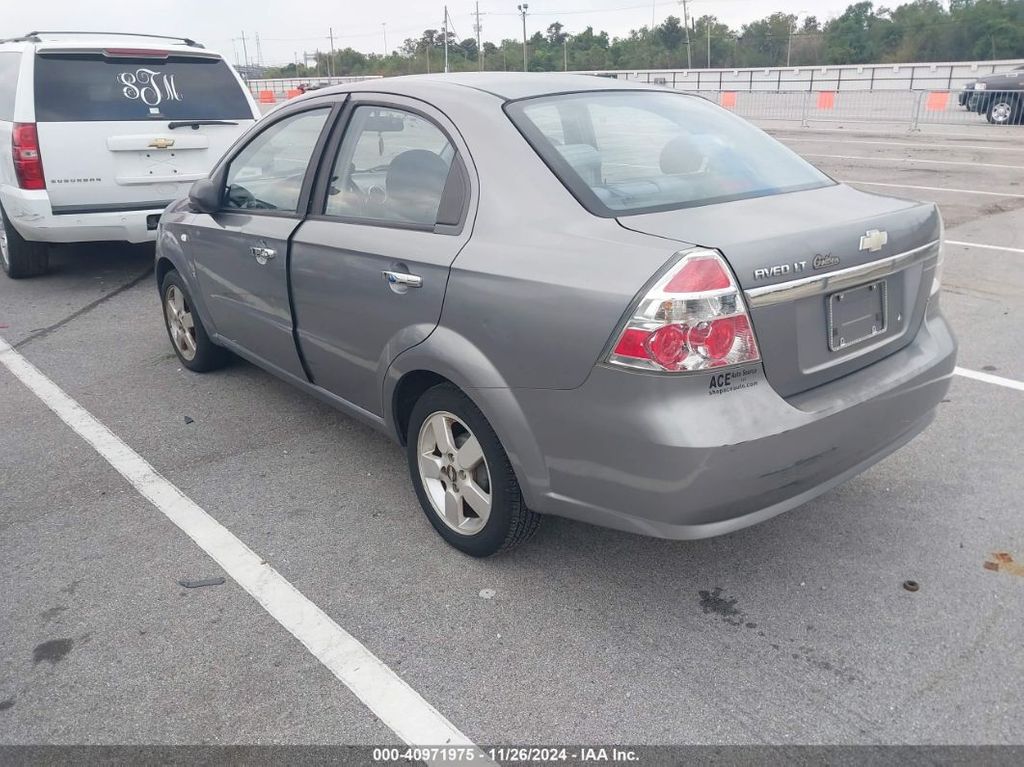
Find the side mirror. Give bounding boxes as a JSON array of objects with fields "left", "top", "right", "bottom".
[{"left": 188, "top": 177, "right": 222, "bottom": 213}]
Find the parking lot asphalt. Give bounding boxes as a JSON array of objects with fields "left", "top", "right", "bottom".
[{"left": 1, "top": 125, "right": 1022, "bottom": 748}]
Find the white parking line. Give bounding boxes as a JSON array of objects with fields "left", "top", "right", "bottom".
[
  {"left": 778, "top": 136, "right": 1024, "bottom": 153},
  {"left": 0, "top": 336, "right": 486, "bottom": 758},
  {"left": 840, "top": 180, "right": 1024, "bottom": 199},
  {"left": 955, "top": 366, "right": 1024, "bottom": 392},
  {"left": 945, "top": 240, "right": 1024, "bottom": 255},
  {"left": 807, "top": 153, "right": 1024, "bottom": 171}
]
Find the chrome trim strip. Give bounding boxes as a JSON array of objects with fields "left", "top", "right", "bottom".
[{"left": 743, "top": 239, "right": 941, "bottom": 309}]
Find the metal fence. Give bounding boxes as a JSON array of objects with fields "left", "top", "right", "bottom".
[
  {"left": 594, "top": 59, "right": 1024, "bottom": 92},
  {"left": 684, "top": 89, "right": 1022, "bottom": 130},
  {"left": 245, "top": 75, "right": 382, "bottom": 105}
]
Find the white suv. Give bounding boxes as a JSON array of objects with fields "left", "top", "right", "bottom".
[{"left": 0, "top": 31, "right": 260, "bottom": 278}]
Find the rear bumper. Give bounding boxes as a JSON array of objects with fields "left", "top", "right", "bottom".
[
  {"left": 501, "top": 302, "right": 956, "bottom": 539},
  {"left": 0, "top": 188, "right": 164, "bottom": 244}
]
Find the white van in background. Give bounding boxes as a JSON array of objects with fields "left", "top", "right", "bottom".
[{"left": 0, "top": 31, "right": 260, "bottom": 278}]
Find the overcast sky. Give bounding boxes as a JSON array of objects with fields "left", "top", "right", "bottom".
[{"left": 6, "top": 0, "right": 860, "bottom": 65}]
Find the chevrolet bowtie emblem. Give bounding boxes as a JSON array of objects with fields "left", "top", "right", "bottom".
[
  {"left": 148, "top": 137, "right": 175, "bottom": 149},
  {"left": 859, "top": 229, "right": 888, "bottom": 252}
]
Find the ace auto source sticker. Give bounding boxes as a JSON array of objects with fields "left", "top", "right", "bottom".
[
  {"left": 117, "top": 69, "right": 183, "bottom": 107},
  {"left": 708, "top": 366, "right": 760, "bottom": 395}
]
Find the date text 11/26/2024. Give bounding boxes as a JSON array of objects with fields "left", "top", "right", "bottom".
[{"left": 371, "top": 746, "right": 640, "bottom": 762}]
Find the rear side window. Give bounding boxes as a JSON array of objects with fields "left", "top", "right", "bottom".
[
  {"left": 324, "top": 106, "right": 456, "bottom": 226},
  {"left": 0, "top": 52, "right": 21, "bottom": 121},
  {"left": 33, "top": 53, "right": 253, "bottom": 121}
]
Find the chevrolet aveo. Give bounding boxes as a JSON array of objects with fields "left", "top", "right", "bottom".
[{"left": 156, "top": 74, "right": 956, "bottom": 556}]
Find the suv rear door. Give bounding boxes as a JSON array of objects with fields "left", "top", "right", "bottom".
[{"left": 32, "top": 48, "right": 257, "bottom": 213}]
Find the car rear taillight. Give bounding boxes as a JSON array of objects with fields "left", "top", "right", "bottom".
[
  {"left": 12, "top": 123, "right": 45, "bottom": 190},
  {"left": 607, "top": 249, "right": 760, "bottom": 373}
]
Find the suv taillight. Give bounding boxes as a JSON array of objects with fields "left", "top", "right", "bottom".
[
  {"left": 13, "top": 123, "right": 45, "bottom": 190},
  {"left": 607, "top": 249, "right": 761, "bottom": 373}
]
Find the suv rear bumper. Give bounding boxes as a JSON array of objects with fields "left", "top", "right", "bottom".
[
  {"left": 1, "top": 188, "right": 165, "bottom": 244},
  {"left": 499, "top": 301, "right": 956, "bottom": 539}
]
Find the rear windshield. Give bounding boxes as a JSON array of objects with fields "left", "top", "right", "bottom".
[
  {"left": 507, "top": 90, "right": 833, "bottom": 216},
  {"left": 33, "top": 53, "right": 253, "bottom": 122}
]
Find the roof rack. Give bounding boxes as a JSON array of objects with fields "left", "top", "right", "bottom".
[{"left": 0, "top": 31, "right": 204, "bottom": 48}]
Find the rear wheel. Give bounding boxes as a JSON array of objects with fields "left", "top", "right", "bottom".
[
  {"left": 0, "top": 203, "right": 49, "bottom": 279},
  {"left": 986, "top": 95, "right": 1022, "bottom": 125},
  {"left": 407, "top": 383, "right": 541, "bottom": 557},
  {"left": 160, "top": 270, "right": 230, "bottom": 372}
]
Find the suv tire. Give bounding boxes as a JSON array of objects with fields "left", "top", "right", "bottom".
[{"left": 0, "top": 203, "right": 49, "bottom": 278}]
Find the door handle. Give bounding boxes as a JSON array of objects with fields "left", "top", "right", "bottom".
[
  {"left": 250, "top": 246, "right": 276, "bottom": 264},
  {"left": 382, "top": 270, "right": 423, "bottom": 289}
]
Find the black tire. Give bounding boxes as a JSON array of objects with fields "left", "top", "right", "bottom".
[
  {"left": 406, "top": 383, "right": 541, "bottom": 557},
  {"left": 0, "top": 203, "right": 49, "bottom": 279},
  {"left": 986, "top": 95, "right": 1022, "bottom": 125},
  {"left": 160, "top": 269, "right": 230, "bottom": 372}
]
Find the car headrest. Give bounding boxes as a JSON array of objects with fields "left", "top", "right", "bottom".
[
  {"left": 659, "top": 134, "right": 709, "bottom": 175},
  {"left": 386, "top": 150, "right": 450, "bottom": 223}
]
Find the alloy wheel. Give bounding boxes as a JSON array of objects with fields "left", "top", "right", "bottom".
[
  {"left": 164, "top": 284, "right": 198, "bottom": 362},
  {"left": 416, "top": 410, "right": 493, "bottom": 535},
  {"left": 991, "top": 101, "right": 1013, "bottom": 124}
]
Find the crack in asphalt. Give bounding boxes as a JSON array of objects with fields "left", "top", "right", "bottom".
[{"left": 13, "top": 268, "right": 153, "bottom": 351}]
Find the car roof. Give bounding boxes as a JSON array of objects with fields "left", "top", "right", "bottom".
[
  {"left": 0, "top": 32, "right": 215, "bottom": 57},
  {"left": 307, "top": 72, "right": 663, "bottom": 104}
]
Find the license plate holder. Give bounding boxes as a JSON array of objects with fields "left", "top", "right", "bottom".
[{"left": 828, "top": 280, "right": 887, "bottom": 352}]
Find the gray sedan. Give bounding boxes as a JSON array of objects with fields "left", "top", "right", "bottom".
[{"left": 156, "top": 74, "right": 956, "bottom": 557}]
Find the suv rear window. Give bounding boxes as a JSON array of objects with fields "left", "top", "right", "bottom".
[
  {"left": 507, "top": 90, "right": 833, "bottom": 216},
  {"left": 33, "top": 53, "right": 253, "bottom": 122}
]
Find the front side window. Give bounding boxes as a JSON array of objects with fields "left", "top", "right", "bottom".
[
  {"left": 33, "top": 53, "right": 253, "bottom": 122},
  {"left": 507, "top": 90, "right": 833, "bottom": 216},
  {"left": 324, "top": 106, "right": 455, "bottom": 226},
  {"left": 223, "top": 109, "right": 331, "bottom": 213}
]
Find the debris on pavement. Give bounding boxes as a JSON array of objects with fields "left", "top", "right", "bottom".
[{"left": 178, "top": 577, "right": 226, "bottom": 588}]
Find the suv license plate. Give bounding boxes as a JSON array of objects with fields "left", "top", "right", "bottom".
[{"left": 828, "top": 280, "right": 887, "bottom": 352}]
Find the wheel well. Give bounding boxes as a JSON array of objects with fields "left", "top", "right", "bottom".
[
  {"left": 155, "top": 257, "right": 175, "bottom": 290},
  {"left": 393, "top": 370, "right": 450, "bottom": 444}
]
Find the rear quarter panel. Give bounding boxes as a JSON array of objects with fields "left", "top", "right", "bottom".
[{"left": 409, "top": 92, "right": 681, "bottom": 392}]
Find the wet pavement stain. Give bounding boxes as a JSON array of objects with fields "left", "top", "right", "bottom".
[
  {"left": 40, "top": 606, "right": 67, "bottom": 623},
  {"left": 698, "top": 588, "right": 862, "bottom": 684},
  {"left": 698, "top": 587, "right": 744, "bottom": 626},
  {"left": 33, "top": 638, "right": 74, "bottom": 665},
  {"left": 983, "top": 551, "right": 1024, "bottom": 577}
]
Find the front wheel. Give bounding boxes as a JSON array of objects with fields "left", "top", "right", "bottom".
[
  {"left": 160, "top": 270, "right": 230, "bottom": 372},
  {"left": 986, "top": 95, "right": 1021, "bottom": 125},
  {"left": 0, "top": 203, "right": 49, "bottom": 279},
  {"left": 407, "top": 384, "right": 541, "bottom": 557}
]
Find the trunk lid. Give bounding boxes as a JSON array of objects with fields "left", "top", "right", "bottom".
[
  {"left": 618, "top": 183, "right": 942, "bottom": 397},
  {"left": 32, "top": 48, "right": 256, "bottom": 211}
]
